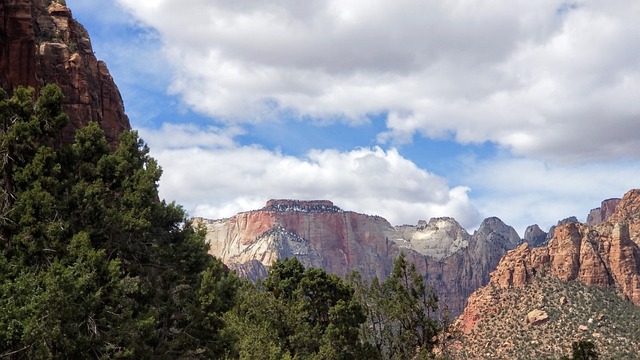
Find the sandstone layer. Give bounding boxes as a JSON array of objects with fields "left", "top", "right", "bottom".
[
  {"left": 197, "top": 200, "right": 522, "bottom": 316},
  {"left": 458, "top": 189, "right": 640, "bottom": 333},
  {"left": 587, "top": 198, "right": 621, "bottom": 226},
  {"left": 0, "top": 0, "right": 130, "bottom": 145}
]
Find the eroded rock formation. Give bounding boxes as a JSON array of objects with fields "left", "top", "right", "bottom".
[
  {"left": 197, "top": 200, "right": 522, "bottom": 316},
  {"left": 459, "top": 189, "right": 640, "bottom": 333},
  {"left": 0, "top": 0, "right": 130, "bottom": 144},
  {"left": 587, "top": 198, "right": 621, "bottom": 226},
  {"left": 523, "top": 224, "right": 547, "bottom": 247}
]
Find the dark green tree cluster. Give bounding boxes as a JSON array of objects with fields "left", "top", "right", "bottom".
[
  {"left": 560, "top": 340, "right": 599, "bottom": 360},
  {"left": 0, "top": 85, "right": 237, "bottom": 359},
  {"left": 223, "top": 257, "right": 375, "bottom": 359},
  {"left": 0, "top": 85, "right": 443, "bottom": 359},
  {"left": 224, "top": 255, "right": 445, "bottom": 360},
  {"left": 350, "top": 252, "right": 441, "bottom": 359}
]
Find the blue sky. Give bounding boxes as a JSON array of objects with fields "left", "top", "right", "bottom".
[{"left": 67, "top": 0, "right": 640, "bottom": 235}]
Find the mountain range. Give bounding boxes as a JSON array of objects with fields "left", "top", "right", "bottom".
[
  {"left": 2, "top": 1, "right": 639, "bottom": 357},
  {"left": 195, "top": 195, "right": 633, "bottom": 319}
]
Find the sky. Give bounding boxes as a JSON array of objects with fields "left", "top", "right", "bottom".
[{"left": 66, "top": 0, "right": 640, "bottom": 235}]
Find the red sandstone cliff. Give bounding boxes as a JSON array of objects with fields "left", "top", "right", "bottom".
[
  {"left": 0, "top": 0, "right": 130, "bottom": 144},
  {"left": 587, "top": 198, "right": 621, "bottom": 226},
  {"left": 458, "top": 189, "right": 640, "bottom": 333},
  {"left": 196, "top": 200, "right": 522, "bottom": 317}
]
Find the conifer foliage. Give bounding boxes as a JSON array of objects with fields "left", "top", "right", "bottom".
[
  {"left": 0, "top": 85, "right": 236, "bottom": 359},
  {"left": 0, "top": 85, "right": 443, "bottom": 359}
]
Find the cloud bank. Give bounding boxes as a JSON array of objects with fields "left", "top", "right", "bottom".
[
  {"left": 141, "top": 124, "right": 482, "bottom": 229},
  {"left": 119, "top": 0, "right": 640, "bottom": 163},
  {"left": 100, "top": 0, "right": 640, "bottom": 234}
]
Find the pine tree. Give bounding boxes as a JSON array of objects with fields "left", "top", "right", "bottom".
[
  {"left": 351, "top": 252, "right": 441, "bottom": 359},
  {"left": 0, "top": 85, "right": 239, "bottom": 358},
  {"left": 227, "top": 258, "right": 370, "bottom": 359}
]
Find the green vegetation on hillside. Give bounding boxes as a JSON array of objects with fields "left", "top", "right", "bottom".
[
  {"left": 455, "top": 274, "right": 640, "bottom": 359},
  {"left": 0, "top": 85, "right": 443, "bottom": 359}
]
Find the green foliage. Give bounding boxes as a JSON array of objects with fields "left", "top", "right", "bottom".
[
  {"left": 351, "top": 252, "right": 441, "bottom": 359},
  {"left": 0, "top": 85, "right": 237, "bottom": 358},
  {"left": 226, "top": 258, "right": 371, "bottom": 359},
  {"left": 568, "top": 340, "right": 599, "bottom": 360},
  {"left": 0, "top": 84, "right": 445, "bottom": 359}
]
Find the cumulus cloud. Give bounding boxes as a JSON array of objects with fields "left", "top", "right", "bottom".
[
  {"left": 116, "top": 0, "right": 640, "bottom": 162},
  {"left": 462, "top": 156, "right": 640, "bottom": 234},
  {"left": 140, "top": 125, "right": 482, "bottom": 228}
]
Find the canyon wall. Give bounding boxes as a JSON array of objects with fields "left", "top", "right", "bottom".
[
  {"left": 196, "top": 200, "right": 522, "bottom": 316},
  {"left": 459, "top": 189, "right": 640, "bottom": 332},
  {"left": 0, "top": 0, "right": 130, "bottom": 145}
]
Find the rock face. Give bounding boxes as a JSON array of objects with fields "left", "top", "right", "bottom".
[
  {"left": 0, "top": 0, "right": 130, "bottom": 145},
  {"left": 393, "top": 217, "right": 470, "bottom": 260},
  {"left": 527, "top": 309, "right": 549, "bottom": 325},
  {"left": 197, "top": 200, "right": 522, "bottom": 316},
  {"left": 587, "top": 198, "right": 621, "bottom": 226},
  {"left": 545, "top": 216, "right": 580, "bottom": 243},
  {"left": 401, "top": 216, "right": 521, "bottom": 316},
  {"left": 195, "top": 200, "right": 398, "bottom": 281},
  {"left": 524, "top": 224, "right": 547, "bottom": 247},
  {"left": 459, "top": 189, "right": 640, "bottom": 333}
]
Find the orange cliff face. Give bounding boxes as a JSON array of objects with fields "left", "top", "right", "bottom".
[
  {"left": 195, "top": 202, "right": 398, "bottom": 280},
  {"left": 0, "top": 0, "right": 130, "bottom": 145},
  {"left": 458, "top": 189, "right": 640, "bottom": 334},
  {"left": 195, "top": 200, "right": 522, "bottom": 317}
]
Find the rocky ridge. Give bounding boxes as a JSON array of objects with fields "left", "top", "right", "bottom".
[
  {"left": 451, "top": 274, "right": 640, "bottom": 359},
  {"left": 587, "top": 198, "right": 621, "bottom": 226},
  {"left": 196, "top": 200, "right": 522, "bottom": 316},
  {"left": 523, "top": 224, "right": 547, "bottom": 247},
  {"left": 0, "top": 0, "right": 130, "bottom": 145},
  {"left": 458, "top": 189, "right": 640, "bottom": 343}
]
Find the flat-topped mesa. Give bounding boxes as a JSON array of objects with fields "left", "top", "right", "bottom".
[{"left": 262, "top": 199, "right": 343, "bottom": 213}]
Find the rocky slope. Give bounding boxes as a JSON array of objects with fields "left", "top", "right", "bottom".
[
  {"left": 196, "top": 199, "right": 522, "bottom": 316},
  {"left": 457, "top": 189, "right": 640, "bottom": 357},
  {"left": 451, "top": 274, "right": 640, "bottom": 359},
  {"left": 0, "top": 0, "right": 130, "bottom": 145}
]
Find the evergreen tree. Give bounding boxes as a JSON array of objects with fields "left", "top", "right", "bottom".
[
  {"left": 560, "top": 340, "right": 599, "bottom": 360},
  {"left": 0, "top": 85, "right": 238, "bottom": 358},
  {"left": 226, "top": 258, "right": 370, "bottom": 359},
  {"left": 351, "top": 252, "right": 441, "bottom": 359}
]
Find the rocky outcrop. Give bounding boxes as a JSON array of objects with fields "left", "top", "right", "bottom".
[
  {"left": 524, "top": 224, "right": 547, "bottom": 247},
  {"left": 587, "top": 198, "right": 621, "bottom": 226},
  {"left": 545, "top": 216, "right": 580, "bottom": 243},
  {"left": 195, "top": 202, "right": 398, "bottom": 281},
  {"left": 401, "top": 217, "right": 521, "bottom": 316},
  {"left": 393, "top": 217, "right": 470, "bottom": 260},
  {"left": 527, "top": 309, "right": 548, "bottom": 325},
  {"left": 459, "top": 189, "right": 640, "bottom": 333},
  {"left": 0, "top": 0, "right": 130, "bottom": 145},
  {"left": 198, "top": 200, "right": 522, "bottom": 316}
]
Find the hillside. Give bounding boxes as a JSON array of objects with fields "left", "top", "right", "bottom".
[
  {"left": 453, "top": 274, "right": 640, "bottom": 359},
  {"left": 456, "top": 189, "right": 640, "bottom": 359}
]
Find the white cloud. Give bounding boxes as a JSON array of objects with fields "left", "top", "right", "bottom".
[
  {"left": 463, "top": 156, "right": 640, "bottom": 234},
  {"left": 100, "top": 0, "right": 640, "bottom": 237},
  {"left": 140, "top": 124, "right": 482, "bottom": 229},
  {"left": 116, "top": 0, "right": 640, "bottom": 163}
]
